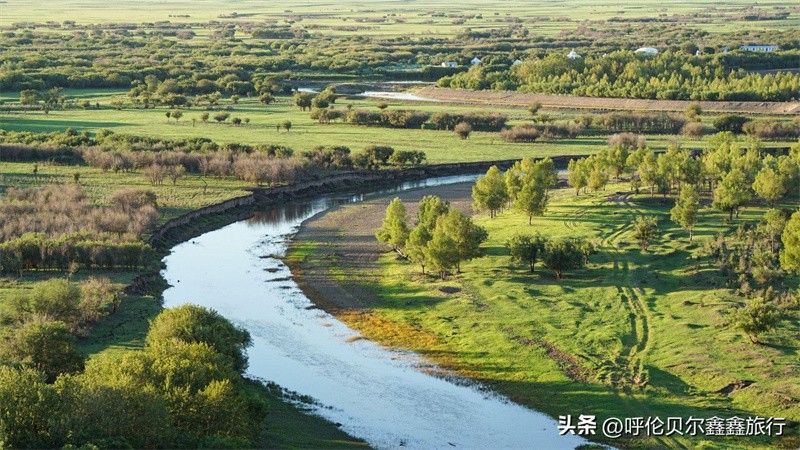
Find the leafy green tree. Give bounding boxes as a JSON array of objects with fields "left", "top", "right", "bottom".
[
  {"left": 506, "top": 233, "right": 547, "bottom": 272},
  {"left": 1, "top": 319, "right": 84, "bottom": 381},
  {"left": 293, "top": 92, "right": 314, "bottom": 111},
  {"left": 424, "top": 215, "right": 460, "bottom": 280},
  {"left": 375, "top": 198, "right": 410, "bottom": 253},
  {"left": 632, "top": 216, "right": 659, "bottom": 251},
  {"left": 504, "top": 162, "right": 523, "bottom": 203},
  {"left": 171, "top": 110, "right": 183, "bottom": 122},
  {"left": 405, "top": 225, "right": 432, "bottom": 274},
  {"left": 19, "top": 89, "right": 41, "bottom": 106},
  {"left": 780, "top": 210, "right": 800, "bottom": 272},
  {"left": 515, "top": 181, "right": 548, "bottom": 225},
  {"left": 541, "top": 238, "right": 584, "bottom": 279},
  {"left": 200, "top": 112, "right": 209, "bottom": 123},
  {"left": 145, "top": 304, "right": 253, "bottom": 374},
  {"left": 567, "top": 158, "right": 589, "bottom": 195},
  {"left": 0, "top": 366, "right": 56, "bottom": 448},
  {"left": 472, "top": 165, "right": 508, "bottom": 218},
  {"left": 587, "top": 158, "right": 609, "bottom": 192},
  {"left": 439, "top": 209, "right": 487, "bottom": 273},
  {"left": 213, "top": 112, "right": 230, "bottom": 123},
  {"left": 282, "top": 120, "right": 292, "bottom": 132},
  {"left": 606, "top": 144, "right": 629, "bottom": 178},
  {"left": 733, "top": 297, "right": 781, "bottom": 344},
  {"left": 6, "top": 278, "right": 82, "bottom": 328},
  {"left": 416, "top": 195, "right": 449, "bottom": 230},
  {"left": 713, "top": 169, "right": 752, "bottom": 220},
  {"left": 258, "top": 92, "right": 275, "bottom": 104},
  {"left": 752, "top": 167, "right": 786, "bottom": 204},
  {"left": 763, "top": 208, "right": 787, "bottom": 249},
  {"left": 671, "top": 186, "right": 700, "bottom": 241}
]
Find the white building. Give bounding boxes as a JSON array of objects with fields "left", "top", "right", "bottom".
[
  {"left": 739, "top": 45, "right": 779, "bottom": 52},
  {"left": 567, "top": 49, "right": 581, "bottom": 59},
  {"left": 441, "top": 61, "right": 458, "bottom": 68},
  {"left": 635, "top": 47, "right": 659, "bottom": 56},
  {"left": 512, "top": 59, "right": 523, "bottom": 65},
  {"left": 470, "top": 57, "right": 481, "bottom": 65},
  {"left": 695, "top": 50, "right": 702, "bottom": 56}
]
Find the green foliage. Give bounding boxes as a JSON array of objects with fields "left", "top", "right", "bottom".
[
  {"left": 1, "top": 319, "right": 85, "bottom": 381},
  {"left": 375, "top": 198, "right": 410, "bottom": 252},
  {"left": 293, "top": 92, "right": 314, "bottom": 111},
  {"left": 752, "top": 166, "right": 786, "bottom": 204},
  {"left": 472, "top": 165, "right": 508, "bottom": 218},
  {"left": 145, "top": 304, "right": 253, "bottom": 374},
  {"left": 733, "top": 297, "right": 781, "bottom": 344},
  {"left": 0, "top": 304, "right": 264, "bottom": 448},
  {"left": 506, "top": 233, "right": 547, "bottom": 272},
  {"left": 713, "top": 169, "right": 752, "bottom": 220},
  {"left": 540, "top": 238, "right": 585, "bottom": 279},
  {"left": 780, "top": 210, "right": 800, "bottom": 273},
  {"left": 671, "top": 185, "right": 700, "bottom": 241},
  {"left": 632, "top": 216, "right": 659, "bottom": 251}
]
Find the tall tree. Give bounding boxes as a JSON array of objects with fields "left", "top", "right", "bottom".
[
  {"left": 752, "top": 167, "right": 786, "bottom": 204},
  {"left": 733, "top": 297, "right": 781, "bottom": 344},
  {"left": 439, "top": 209, "right": 487, "bottom": 273},
  {"left": 670, "top": 186, "right": 700, "bottom": 241},
  {"left": 780, "top": 210, "right": 800, "bottom": 272},
  {"left": 375, "top": 198, "right": 410, "bottom": 253},
  {"left": 515, "top": 181, "right": 548, "bottom": 225},
  {"left": 567, "top": 158, "right": 588, "bottom": 195},
  {"left": 713, "top": 169, "right": 751, "bottom": 220},
  {"left": 632, "top": 216, "right": 659, "bottom": 251},
  {"left": 472, "top": 166, "right": 508, "bottom": 218}
]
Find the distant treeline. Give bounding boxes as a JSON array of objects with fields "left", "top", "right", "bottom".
[{"left": 439, "top": 50, "right": 800, "bottom": 101}]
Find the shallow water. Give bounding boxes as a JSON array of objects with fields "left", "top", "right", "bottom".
[{"left": 161, "top": 175, "right": 587, "bottom": 449}]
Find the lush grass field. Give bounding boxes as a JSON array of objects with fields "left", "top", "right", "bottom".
[
  {"left": 3, "top": 90, "right": 795, "bottom": 165},
  {"left": 303, "top": 183, "right": 800, "bottom": 448},
  {"left": 2, "top": 0, "right": 796, "bottom": 38}
]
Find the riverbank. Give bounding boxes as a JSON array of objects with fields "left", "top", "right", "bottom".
[{"left": 286, "top": 180, "right": 799, "bottom": 449}]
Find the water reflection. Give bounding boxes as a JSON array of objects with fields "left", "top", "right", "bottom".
[{"left": 161, "top": 173, "right": 587, "bottom": 450}]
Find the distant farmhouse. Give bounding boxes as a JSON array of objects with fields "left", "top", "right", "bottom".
[
  {"left": 567, "top": 49, "right": 581, "bottom": 59},
  {"left": 739, "top": 45, "right": 779, "bottom": 52},
  {"left": 441, "top": 61, "right": 458, "bottom": 67},
  {"left": 470, "top": 57, "right": 481, "bottom": 65},
  {"left": 635, "top": 47, "right": 659, "bottom": 56},
  {"left": 512, "top": 59, "right": 523, "bottom": 65}
]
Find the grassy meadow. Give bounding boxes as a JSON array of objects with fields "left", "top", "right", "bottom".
[
  {"left": 2, "top": 0, "right": 797, "bottom": 38},
  {"left": 2, "top": 90, "right": 797, "bottom": 165},
  {"left": 297, "top": 182, "right": 800, "bottom": 448}
]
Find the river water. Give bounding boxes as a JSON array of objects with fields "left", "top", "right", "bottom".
[{"left": 161, "top": 175, "right": 587, "bottom": 449}]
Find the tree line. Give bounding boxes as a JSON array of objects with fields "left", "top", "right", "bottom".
[{"left": 439, "top": 50, "right": 800, "bottom": 101}]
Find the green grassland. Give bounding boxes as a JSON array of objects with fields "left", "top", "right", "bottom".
[
  {"left": 2, "top": 0, "right": 797, "bottom": 39},
  {"left": 2, "top": 90, "right": 796, "bottom": 165},
  {"left": 307, "top": 183, "right": 800, "bottom": 448}
]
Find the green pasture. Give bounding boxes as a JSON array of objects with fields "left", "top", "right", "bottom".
[
  {"left": 2, "top": 0, "right": 797, "bottom": 39},
  {"left": 300, "top": 183, "right": 800, "bottom": 448},
  {"left": 3, "top": 90, "right": 795, "bottom": 165}
]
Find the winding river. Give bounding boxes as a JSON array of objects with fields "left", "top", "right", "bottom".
[{"left": 161, "top": 175, "right": 587, "bottom": 450}]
